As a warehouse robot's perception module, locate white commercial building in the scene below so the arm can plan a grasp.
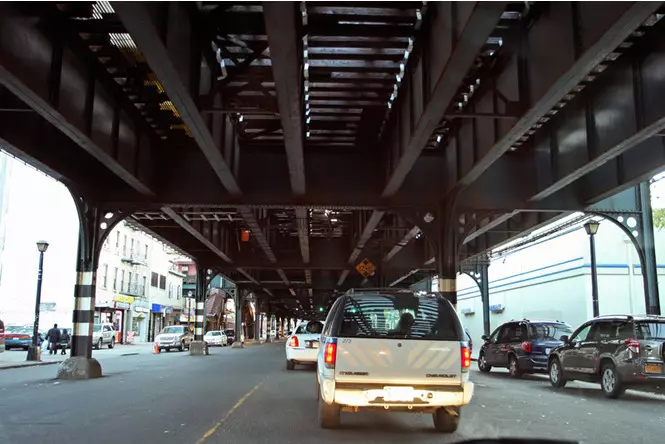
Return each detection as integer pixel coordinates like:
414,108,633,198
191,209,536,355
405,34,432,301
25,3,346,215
452,216,665,350
96,221,187,343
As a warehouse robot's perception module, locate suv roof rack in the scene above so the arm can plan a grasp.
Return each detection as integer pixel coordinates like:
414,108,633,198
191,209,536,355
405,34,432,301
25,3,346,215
593,314,634,320
346,288,413,294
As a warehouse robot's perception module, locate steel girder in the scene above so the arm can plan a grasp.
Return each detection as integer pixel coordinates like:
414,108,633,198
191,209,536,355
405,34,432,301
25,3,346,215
0,3,156,198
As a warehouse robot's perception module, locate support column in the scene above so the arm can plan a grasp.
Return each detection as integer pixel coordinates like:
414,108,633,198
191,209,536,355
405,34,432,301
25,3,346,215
232,288,246,348
640,182,661,315
479,260,490,337
189,266,209,355
254,294,261,342
58,198,121,379
437,198,459,307
265,300,273,343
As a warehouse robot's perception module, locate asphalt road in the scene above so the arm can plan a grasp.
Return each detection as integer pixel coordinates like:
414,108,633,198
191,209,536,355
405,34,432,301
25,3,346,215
0,342,663,444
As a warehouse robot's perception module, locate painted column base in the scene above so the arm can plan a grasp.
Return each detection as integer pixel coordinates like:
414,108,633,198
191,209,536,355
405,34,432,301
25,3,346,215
231,341,244,349
56,357,102,380
189,341,209,356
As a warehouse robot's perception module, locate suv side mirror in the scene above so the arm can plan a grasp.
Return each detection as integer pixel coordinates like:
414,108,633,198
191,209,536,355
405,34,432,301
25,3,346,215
481,334,489,341
560,335,569,343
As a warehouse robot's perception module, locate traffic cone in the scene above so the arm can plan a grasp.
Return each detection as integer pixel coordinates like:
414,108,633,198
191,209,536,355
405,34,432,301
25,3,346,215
153,343,160,354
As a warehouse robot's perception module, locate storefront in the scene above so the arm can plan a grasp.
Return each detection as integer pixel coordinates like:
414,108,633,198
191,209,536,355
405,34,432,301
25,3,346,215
149,304,174,341
132,301,150,342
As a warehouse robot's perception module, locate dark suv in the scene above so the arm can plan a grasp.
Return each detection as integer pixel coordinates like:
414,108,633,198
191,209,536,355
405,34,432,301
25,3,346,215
548,314,665,398
478,319,573,378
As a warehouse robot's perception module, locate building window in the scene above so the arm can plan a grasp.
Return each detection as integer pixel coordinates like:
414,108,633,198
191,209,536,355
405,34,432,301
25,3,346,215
144,244,148,260
128,272,132,291
159,275,166,290
123,235,127,256
168,284,173,299
115,231,120,248
142,276,147,295
113,268,118,290
181,265,189,272
151,272,158,287
102,264,108,288
176,285,181,299
120,270,125,292
130,238,135,256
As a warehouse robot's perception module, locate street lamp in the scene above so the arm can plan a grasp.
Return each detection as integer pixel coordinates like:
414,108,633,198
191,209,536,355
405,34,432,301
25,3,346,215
584,221,600,317
27,240,49,361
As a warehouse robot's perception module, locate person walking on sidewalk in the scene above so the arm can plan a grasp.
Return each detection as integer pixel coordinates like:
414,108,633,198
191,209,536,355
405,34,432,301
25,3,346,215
60,328,70,355
46,324,61,355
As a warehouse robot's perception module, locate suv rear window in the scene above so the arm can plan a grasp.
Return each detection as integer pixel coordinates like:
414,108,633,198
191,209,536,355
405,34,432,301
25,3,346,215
337,292,462,340
636,321,665,340
528,323,573,341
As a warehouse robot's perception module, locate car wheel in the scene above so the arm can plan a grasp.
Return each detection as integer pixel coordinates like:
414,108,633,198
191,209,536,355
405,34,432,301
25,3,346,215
178,342,184,352
433,406,460,433
478,352,492,373
318,397,340,429
548,357,566,388
286,359,295,370
601,362,624,398
108,338,115,349
96,339,102,350
508,355,522,379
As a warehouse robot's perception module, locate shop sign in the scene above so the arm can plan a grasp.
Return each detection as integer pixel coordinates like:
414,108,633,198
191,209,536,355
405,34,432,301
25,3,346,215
152,304,163,313
134,307,150,313
114,301,131,310
114,295,135,304
164,306,174,315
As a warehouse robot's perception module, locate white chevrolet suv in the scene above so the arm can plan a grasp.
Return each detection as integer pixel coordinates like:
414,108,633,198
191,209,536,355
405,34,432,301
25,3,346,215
316,289,473,432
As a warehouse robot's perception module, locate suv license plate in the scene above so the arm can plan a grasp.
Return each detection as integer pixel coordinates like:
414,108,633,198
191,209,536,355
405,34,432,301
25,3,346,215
645,364,662,373
384,387,415,402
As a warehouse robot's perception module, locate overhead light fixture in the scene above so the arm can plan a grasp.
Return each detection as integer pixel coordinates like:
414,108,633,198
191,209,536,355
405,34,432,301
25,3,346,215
436,135,442,143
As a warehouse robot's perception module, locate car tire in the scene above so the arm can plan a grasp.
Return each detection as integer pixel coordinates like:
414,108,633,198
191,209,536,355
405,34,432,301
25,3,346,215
108,338,115,349
600,362,624,399
548,357,566,389
432,406,460,433
286,359,295,370
178,342,184,352
96,339,102,350
478,352,492,373
318,397,341,429
508,355,523,379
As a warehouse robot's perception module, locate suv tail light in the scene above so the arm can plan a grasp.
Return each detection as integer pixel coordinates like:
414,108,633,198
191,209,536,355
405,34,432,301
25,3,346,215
461,345,471,371
521,341,532,353
624,338,640,354
289,336,299,348
324,342,337,368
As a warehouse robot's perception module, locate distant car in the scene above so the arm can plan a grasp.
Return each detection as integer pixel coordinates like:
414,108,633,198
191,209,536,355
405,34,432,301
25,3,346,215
285,320,324,370
225,329,235,345
92,323,116,349
465,328,473,354
478,319,572,378
204,330,228,347
316,289,473,432
549,314,665,398
155,325,194,352
0,318,4,352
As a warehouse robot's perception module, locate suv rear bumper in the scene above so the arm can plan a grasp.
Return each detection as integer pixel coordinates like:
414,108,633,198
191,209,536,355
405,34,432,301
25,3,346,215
286,346,318,363
517,355,549,372
331,382,474,408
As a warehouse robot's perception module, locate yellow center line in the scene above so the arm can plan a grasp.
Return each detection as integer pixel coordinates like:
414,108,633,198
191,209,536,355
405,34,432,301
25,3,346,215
196,377,267,444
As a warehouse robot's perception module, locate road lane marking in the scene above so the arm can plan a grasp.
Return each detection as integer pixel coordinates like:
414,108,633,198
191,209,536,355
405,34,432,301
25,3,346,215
196,377,267,444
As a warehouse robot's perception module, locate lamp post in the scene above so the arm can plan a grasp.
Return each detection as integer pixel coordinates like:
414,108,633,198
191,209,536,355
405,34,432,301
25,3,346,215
187,290,193,332
27,240,49,361
584,221,600,317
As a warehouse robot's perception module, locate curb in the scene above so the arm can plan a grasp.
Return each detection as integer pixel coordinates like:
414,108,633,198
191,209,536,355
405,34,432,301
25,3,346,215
0,360,62,371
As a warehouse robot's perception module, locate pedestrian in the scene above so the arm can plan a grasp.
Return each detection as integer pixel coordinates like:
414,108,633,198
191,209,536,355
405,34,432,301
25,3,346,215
46,323,61,355
60,328,70,355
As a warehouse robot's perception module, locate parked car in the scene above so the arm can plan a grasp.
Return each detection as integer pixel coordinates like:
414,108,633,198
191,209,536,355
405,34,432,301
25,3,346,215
0,318,4,352
204,330,228,347
155,325,194,352
478,319,572,378
285,320,324,370
465,328,473,354
316,289,473,432
548,314,665,398
225,329,235,345
4,325,42,350
92,323,116,349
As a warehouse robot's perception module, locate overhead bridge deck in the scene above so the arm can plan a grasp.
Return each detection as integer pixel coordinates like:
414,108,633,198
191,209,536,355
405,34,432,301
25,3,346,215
1,2,664,367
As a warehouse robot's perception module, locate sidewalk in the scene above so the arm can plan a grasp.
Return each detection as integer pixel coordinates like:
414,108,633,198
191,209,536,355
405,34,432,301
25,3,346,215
0,343,155,370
